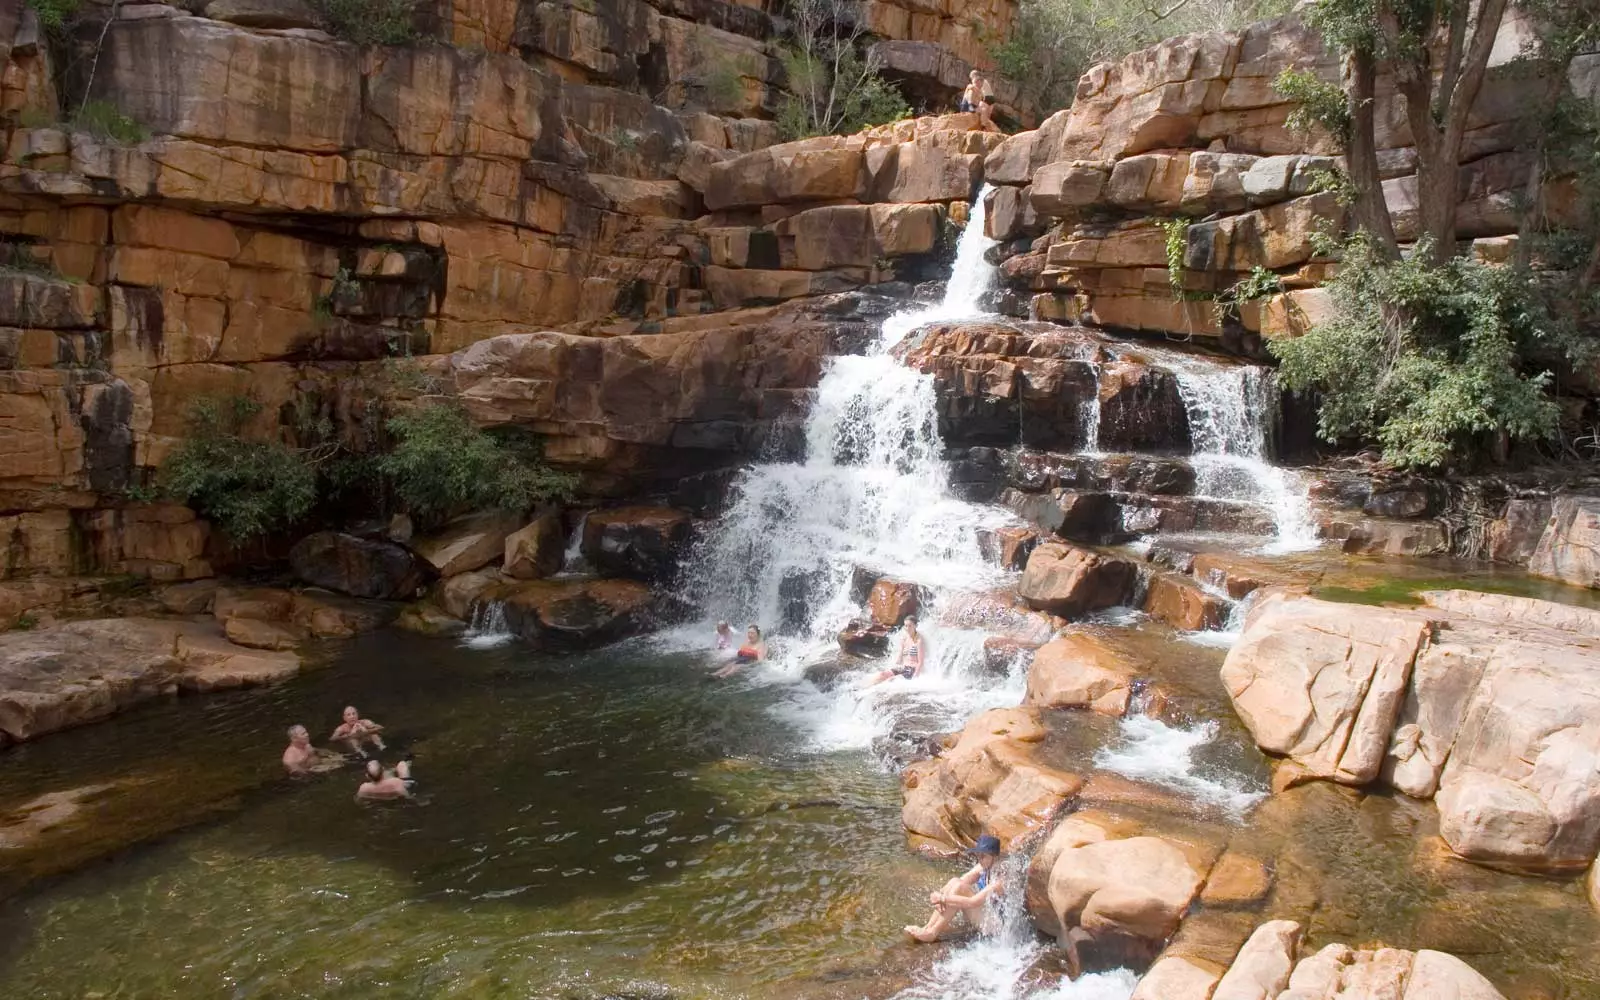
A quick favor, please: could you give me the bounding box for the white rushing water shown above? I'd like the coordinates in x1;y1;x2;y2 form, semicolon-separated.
461;600;515;649
687;187;1024;750
553;511;591;578
1163;358;1319;553
1095;714;1266;815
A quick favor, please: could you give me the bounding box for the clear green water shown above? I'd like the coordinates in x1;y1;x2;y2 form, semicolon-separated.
0;633;945;999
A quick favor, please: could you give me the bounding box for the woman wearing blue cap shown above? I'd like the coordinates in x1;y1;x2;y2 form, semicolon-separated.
904;834;1003;942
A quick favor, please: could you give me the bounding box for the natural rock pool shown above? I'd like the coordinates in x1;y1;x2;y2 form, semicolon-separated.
0;631;948;999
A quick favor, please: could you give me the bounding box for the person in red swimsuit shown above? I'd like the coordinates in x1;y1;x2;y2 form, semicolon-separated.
713;625;767;678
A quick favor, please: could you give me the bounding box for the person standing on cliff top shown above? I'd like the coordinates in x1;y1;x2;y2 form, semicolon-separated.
904;834;1003;942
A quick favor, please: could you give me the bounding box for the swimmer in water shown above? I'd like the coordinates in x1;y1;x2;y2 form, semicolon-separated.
865;617;925;687
904;834;1003;942
712;625;766;679
355;757;415;801
331;705;387;755
714;621;734;651
282;724;343;775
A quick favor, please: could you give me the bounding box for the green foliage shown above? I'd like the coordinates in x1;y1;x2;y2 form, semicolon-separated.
25;0;80;32
12;612;38;631
776;45;909;140
1214;265;1283;321
693;62;747;112
1274;68;1350;146
312;0;418;45
379;402;576;527
0;241;59;277
1270;235;1577;469
991;0;1296;114
158;397;319;540
68;101;149;144
381;355;443;395
1158;218;1190;294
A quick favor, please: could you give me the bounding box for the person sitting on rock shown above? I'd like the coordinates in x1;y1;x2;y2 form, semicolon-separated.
712;625;767;678
958;70;997;131
282;724;344;775
715;621;734;651
356;757;415;802
331;705;387;756
866;616;925;687
905;834;1003;942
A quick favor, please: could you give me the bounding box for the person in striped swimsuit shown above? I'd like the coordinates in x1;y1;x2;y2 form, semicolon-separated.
866;616;925;687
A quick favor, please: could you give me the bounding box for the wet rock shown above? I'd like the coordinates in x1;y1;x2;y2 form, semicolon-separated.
212;585;295;625
867;577;925;627
289;590;398;638
157;579;217;616
1486;497;1551;566
1026;811;1208;952
1529;493;1600;589
1143;572;1230;631
1321;516;1447;557
1222;591;1433;784
1024;632;1137;715
495;578;657;647
413;511;524;578
1190;550;1300;599
1131;956;1223;1000
901;707;1081;854
975;525;1040;571
938;590;1059;647
502;514;566;580
801;656;861;692
1211;920;1301;1000
394;603;467;638
1200;852;1272;908
289;531;431;601
1017;541;1138;618
1095;363;1192;453
778;568;828;634
838;618;893;656
582;506;693;582
982;636;1032;674
438;568;502;621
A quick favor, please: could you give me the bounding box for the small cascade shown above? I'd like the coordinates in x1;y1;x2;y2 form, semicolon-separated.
461;600;514;649
893;847;1138;1000
1094;713;1266;815
1079;362;1102;456
685;187;1022;747
553;512;590;578
1164;359;1318;552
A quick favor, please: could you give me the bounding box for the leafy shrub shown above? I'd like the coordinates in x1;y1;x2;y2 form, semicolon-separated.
159;397;319;540
25;0;80;31
312;0;418;45
1274;68;1349;144
774;0;910;140
379;402;576;527
67;100;149;144
1158;218;1189;293
992;0;1296;115
1270;235;1577;469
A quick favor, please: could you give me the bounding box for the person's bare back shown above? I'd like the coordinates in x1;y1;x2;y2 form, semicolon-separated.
356;759;414;801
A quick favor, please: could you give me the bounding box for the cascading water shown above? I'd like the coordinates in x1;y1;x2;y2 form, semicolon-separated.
461;600;514;649
686;187;1026;750
553;511;590;577
1164;359;1319;553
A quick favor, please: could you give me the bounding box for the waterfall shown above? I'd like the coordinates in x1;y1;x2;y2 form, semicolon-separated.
553;512;590;578
461;600;514;649
1165;361;1318;552
685;186;1025;748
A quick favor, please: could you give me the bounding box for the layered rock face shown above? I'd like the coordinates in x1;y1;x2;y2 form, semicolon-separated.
1223;589;1600;872
0;0;1017;611
983;14;1590;349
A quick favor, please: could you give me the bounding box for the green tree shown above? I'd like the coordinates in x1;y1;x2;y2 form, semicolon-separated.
775;0;910;139
379;402;576;527
158;397;319;540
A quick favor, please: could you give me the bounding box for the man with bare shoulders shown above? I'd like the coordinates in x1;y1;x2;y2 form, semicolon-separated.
331;705;387;755
356;758;415;801
282;724;342;775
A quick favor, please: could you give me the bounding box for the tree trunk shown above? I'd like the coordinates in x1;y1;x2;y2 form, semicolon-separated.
1346;49;1400;258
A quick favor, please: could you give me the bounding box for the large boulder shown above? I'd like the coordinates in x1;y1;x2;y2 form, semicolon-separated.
503;513;566;580
1026;811;1208;954
1024;632;1138;715
1529;494;1600;589
0;619;299;742
581;506;693;581
1220;592;1433;784
412;511;524;578
1017;541;1138;617
867;576;924;627
288;531;432;600
493;578;657;646
901;707;1082;854
1211;920;1300;1000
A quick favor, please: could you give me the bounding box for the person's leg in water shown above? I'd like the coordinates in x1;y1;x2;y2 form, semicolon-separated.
904;876;970;942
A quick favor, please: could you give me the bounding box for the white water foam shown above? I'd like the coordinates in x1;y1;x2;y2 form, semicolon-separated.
553;511;591;578
461;600;515;649
894;852;1138;1000
1094;714;1265;815
1160;357;1319;553
684;186;1022;750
